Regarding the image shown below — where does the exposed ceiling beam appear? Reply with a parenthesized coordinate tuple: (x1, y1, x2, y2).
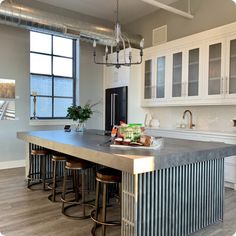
(141, 0, 194, 19)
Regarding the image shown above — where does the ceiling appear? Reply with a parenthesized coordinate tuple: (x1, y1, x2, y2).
(36, 0, 178, 24)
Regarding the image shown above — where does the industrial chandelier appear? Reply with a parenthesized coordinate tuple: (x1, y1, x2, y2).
(93, 0, 144, 69)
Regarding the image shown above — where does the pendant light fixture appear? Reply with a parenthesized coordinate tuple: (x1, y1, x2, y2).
(93, 0, 144, 69)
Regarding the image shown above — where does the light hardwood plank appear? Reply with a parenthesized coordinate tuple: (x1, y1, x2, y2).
(0, 168, 120, 236)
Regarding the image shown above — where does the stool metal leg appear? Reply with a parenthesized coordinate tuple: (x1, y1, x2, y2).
(102, 183, 107, 236)
(61, 167, 68, 214)
(82, 171, 86, 217)
(40, 156, 46, 190)
(74, 170, 80, 202)
(92, 180, 100, 233)
(52, 160, 57, 202)
(28, 155, 32, 188)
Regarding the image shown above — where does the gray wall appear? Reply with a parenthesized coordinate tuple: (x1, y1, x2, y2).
(79, 42, 104, 130)
(0, 24, 30, 162)
(125, 0, 236, 47)
(0, 24, 104, 165)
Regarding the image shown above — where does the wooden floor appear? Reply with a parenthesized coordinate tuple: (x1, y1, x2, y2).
(0, 168, 120, 236)
(0, 168, 236, 236)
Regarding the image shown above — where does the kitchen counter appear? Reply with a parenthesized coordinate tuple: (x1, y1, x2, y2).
(146, 127, 236, 144)
(17, 129, 236, 174)
(17, 129, 236, 236)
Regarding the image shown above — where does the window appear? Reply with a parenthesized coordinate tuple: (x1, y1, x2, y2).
(30, 32, 76, 118)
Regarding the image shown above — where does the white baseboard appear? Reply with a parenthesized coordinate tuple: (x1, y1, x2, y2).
(0, 160, 25, 170)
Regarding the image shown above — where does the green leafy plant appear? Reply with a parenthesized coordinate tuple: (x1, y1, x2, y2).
(66, 103, 97, 123)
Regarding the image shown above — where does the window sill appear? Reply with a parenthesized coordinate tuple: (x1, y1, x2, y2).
(29, 119, 72, 126)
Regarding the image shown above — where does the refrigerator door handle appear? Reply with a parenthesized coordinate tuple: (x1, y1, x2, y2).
(113, 94, 118, 126)
(110, 94, 113, 126)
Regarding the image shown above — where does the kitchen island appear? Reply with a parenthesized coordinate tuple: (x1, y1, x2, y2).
(17, 130, 236, 236)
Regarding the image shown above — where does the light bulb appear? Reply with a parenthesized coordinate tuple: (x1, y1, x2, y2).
(0, 0, 5, 4)
(93, 40, 96, 48)
(232, 0, 236, 4)
(140, 38, 144, 49)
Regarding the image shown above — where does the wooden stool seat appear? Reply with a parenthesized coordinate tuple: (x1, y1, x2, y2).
(66, 157, 93, 170)
(96, 168, 121, 183)
(31, 149, 49, 156)
(52, 154, 67, 162)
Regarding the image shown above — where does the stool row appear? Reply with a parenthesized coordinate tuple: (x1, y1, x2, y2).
(28, 148, 122, 236)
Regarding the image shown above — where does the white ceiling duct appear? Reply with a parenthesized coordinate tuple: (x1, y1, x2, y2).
(0, 1, 142, 47)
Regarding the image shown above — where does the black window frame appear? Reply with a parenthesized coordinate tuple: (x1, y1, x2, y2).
(30, 31, 76, 119)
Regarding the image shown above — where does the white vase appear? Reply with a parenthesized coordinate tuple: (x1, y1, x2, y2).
(75, 122, 86, 132)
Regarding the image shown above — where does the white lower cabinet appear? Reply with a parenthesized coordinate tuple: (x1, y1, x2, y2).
(225, 156, 236, 190)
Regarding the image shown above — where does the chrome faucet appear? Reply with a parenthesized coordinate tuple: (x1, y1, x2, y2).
(182, 110, 195, 129)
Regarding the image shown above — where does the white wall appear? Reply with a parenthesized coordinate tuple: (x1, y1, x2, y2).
(148, 106, 236, 132)
(79, 41, 104, 130)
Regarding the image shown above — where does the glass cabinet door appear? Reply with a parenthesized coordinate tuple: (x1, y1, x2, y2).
(172, 52, 183, 97)
(188, 48, 199, 96)
(208, 43, 222, 95)
(156, 56, 165, 98)
(229, 39, 236, 94)
(144, 59, 153, 99)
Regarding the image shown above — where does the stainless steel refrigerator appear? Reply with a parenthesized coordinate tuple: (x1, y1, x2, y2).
(105, 86, 128, 132)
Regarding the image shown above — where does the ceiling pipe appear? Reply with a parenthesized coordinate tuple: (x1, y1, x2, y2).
(0, 1, 142, 47)
(141, 0, 194, 19)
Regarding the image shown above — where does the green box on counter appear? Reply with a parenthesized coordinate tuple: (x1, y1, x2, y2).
(118, 123, 143, 142)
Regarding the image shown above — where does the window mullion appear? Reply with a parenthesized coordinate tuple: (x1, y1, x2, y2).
(73, 39, 76, 106)
(51, 35, 54, 118)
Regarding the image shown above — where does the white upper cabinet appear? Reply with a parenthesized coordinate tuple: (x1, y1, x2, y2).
(225, 35, 236, 98)
(171, 51, 183, 98)
(142, 22, 236, 107)
(204, 35, 236, 101)
(156, 56, 166, 99)
(103, 52, 130, 89)
(142, 51, 169, 106)
(187, 47, 201, 97)
(169, 46, 201, 101)
(144, 59, 154, 99)
(204, 39, 225, 99)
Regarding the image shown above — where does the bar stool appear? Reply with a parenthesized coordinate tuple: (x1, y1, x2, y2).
(48, 153, 67, 202)
(28, 148, 50, 190)
(61, 157, 94, 219)
(91, 168, 121, 236)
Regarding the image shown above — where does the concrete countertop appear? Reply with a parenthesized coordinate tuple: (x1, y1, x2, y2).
(17, 129, 236, 174)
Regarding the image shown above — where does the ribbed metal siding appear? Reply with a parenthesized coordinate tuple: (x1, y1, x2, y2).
(137, 159, 224, 236)
(29, 144, 97, 191)
(29, 143, 54, 180)
(122, 172, 136, 236)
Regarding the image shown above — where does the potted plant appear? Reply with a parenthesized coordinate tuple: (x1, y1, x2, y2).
(66, 102, 96, 132)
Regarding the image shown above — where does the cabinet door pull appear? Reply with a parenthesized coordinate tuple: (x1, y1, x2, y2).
(110, 94, 113, 126)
